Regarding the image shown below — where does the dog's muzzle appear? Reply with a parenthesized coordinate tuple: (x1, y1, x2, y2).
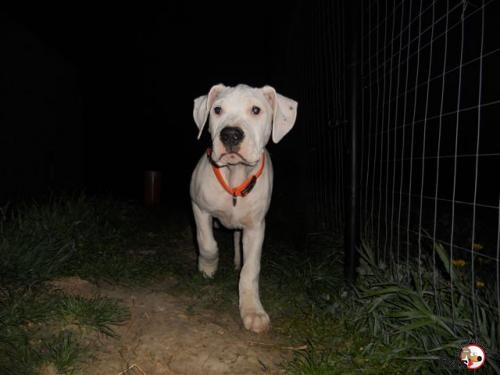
(220, 126, 244, 151)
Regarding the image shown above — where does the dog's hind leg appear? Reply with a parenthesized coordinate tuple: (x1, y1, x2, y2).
(192, 202, 218, 278)
(234, 230, 242, 270)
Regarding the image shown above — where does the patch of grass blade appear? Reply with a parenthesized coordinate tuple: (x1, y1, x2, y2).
(353, 242, 499, 373)
(57, 295, 130, 337)
(0, 288, 129, 374)
(40, 331, 83, 374)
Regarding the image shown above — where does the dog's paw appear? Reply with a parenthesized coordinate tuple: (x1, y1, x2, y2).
(198, 257, 218, 278)
(241, 310, 270, 333)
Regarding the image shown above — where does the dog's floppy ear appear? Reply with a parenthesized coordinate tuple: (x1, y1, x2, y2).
(193, 83, 226, 139)
(261, 86, 298, 143)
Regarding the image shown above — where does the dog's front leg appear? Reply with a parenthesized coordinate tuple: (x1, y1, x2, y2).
(192, 202, 218, 278)
(239, 221, 270, 333)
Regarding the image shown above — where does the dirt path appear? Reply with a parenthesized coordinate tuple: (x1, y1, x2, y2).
(53, 277, 289, 375)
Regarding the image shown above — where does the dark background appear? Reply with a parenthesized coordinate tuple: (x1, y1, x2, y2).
(2, 2, 498, 255)
(0, 2, 304, 211)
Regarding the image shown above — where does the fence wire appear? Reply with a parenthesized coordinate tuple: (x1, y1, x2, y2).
(292, 0, 500, 335)
(360, 0, 500, 331)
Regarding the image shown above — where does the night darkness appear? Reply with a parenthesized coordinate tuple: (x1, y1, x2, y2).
(1, 2, 302, 206)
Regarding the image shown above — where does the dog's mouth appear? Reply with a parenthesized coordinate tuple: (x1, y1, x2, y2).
(215, 152, 258, 167)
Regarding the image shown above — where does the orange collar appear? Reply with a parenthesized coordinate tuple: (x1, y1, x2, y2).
(207, 149, 266, 206)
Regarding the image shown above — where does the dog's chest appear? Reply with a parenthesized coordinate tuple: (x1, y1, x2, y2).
(191, 151, 273, 229)
(209, 162, 269, 227)
(211, 196, 258, 229)
(199, 173, 268, 229)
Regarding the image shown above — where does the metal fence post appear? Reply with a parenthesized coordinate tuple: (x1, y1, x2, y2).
(344, 0, 361, 284)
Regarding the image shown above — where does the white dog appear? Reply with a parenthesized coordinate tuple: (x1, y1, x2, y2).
(190, 84, 298, 333)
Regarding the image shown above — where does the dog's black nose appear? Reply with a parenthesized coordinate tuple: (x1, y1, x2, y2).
(220, 127, 244, 147)
(477, 356, 482, 361)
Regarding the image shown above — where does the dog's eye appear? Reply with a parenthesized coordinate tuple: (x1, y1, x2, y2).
(251, 106, 261, 115)
(214, 106, 222, 115)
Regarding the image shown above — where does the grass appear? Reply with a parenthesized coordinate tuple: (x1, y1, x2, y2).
(0, 194, 498, 373)
(0, 195, 131, 374)
(0, 288, 129, 374)
(56, 295, 130, 337)
(354, 244, 497, 373)
(278, 239, 500, 374)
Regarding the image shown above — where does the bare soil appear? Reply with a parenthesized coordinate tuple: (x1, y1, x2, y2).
(51, 277, 290, 375)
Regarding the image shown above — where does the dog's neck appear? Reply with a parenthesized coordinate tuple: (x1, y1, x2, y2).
(223, 156, 263, 188)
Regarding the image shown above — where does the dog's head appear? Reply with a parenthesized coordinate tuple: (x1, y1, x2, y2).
(193, 84, 298, 166)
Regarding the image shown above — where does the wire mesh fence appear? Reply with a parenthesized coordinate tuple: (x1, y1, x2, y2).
(360, 0, 500, 330)
(291, 0, 500, 336)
